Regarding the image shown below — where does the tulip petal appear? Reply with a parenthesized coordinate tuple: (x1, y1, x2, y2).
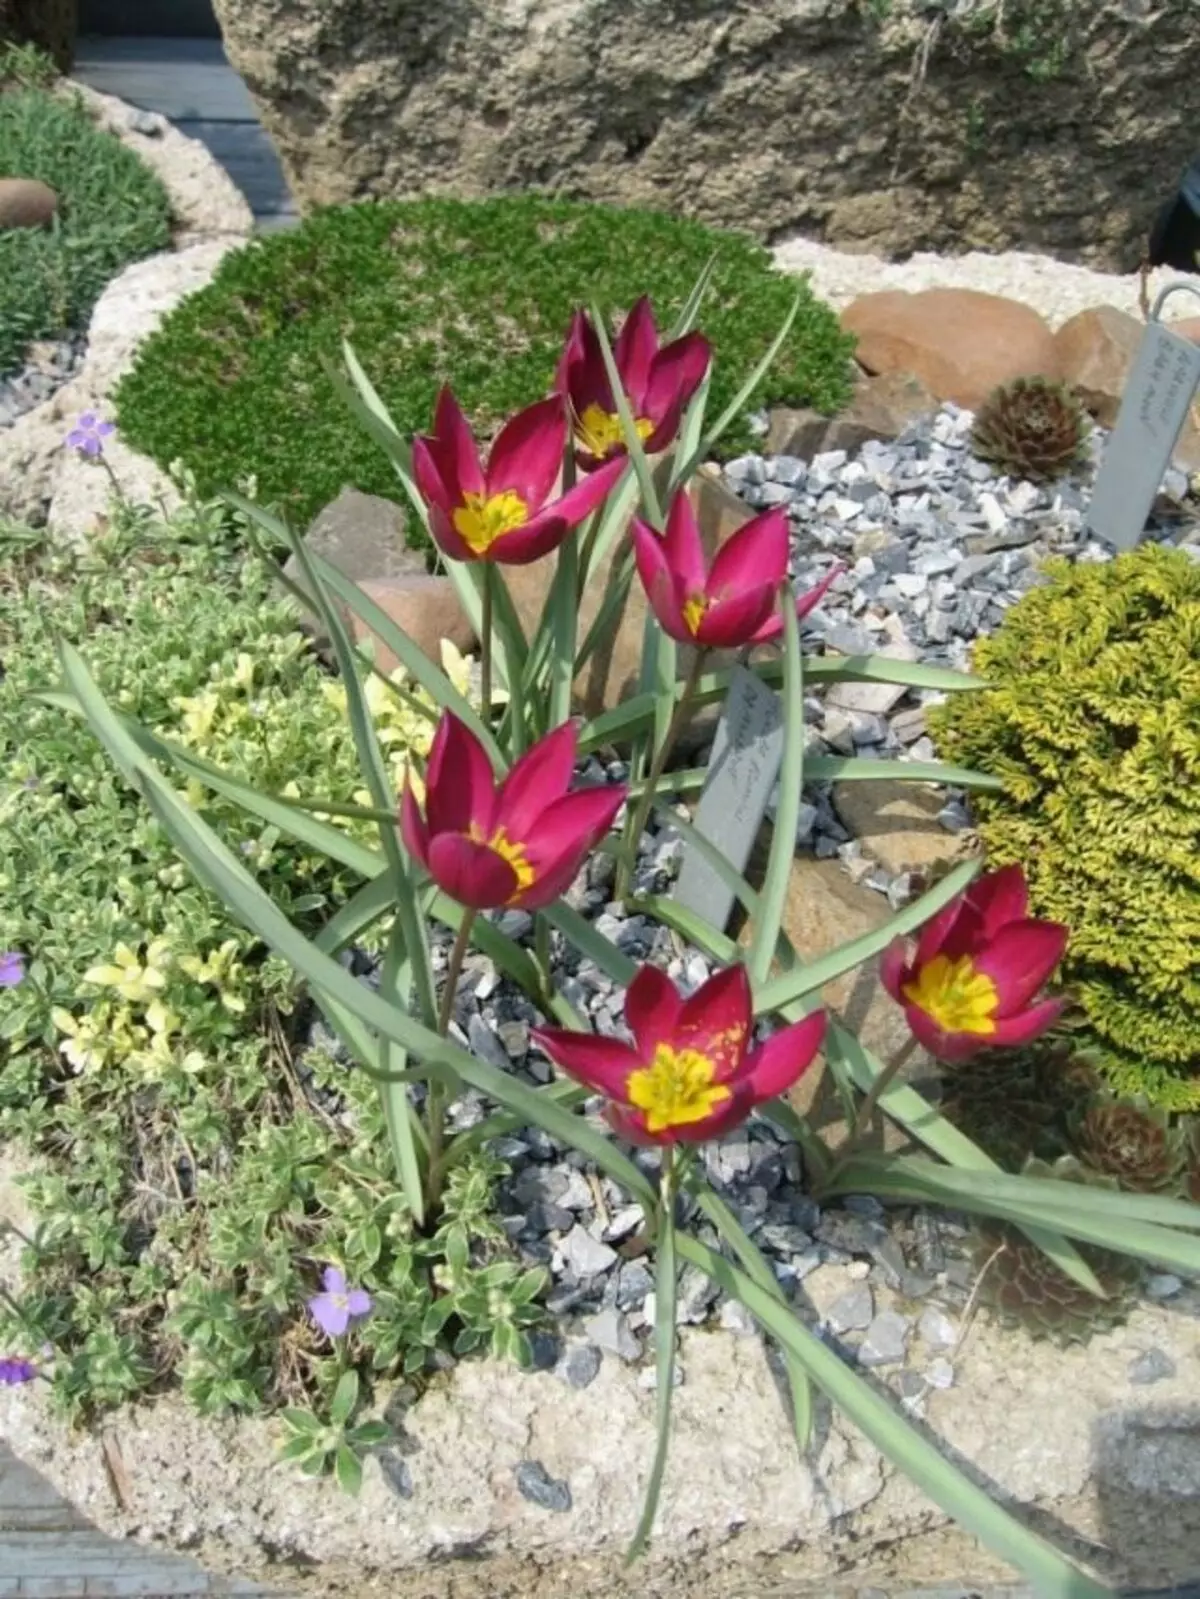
(430, 387, 485, 498)
(552, 453, 627, 526)
(642, 333, 711, 433)
(614, 295, 659, 409)
(677, 964, 752, 1081)
(914, 897, 969, 969)
(743, 1010, 826, 1102)
(975, 920, 1069, 1016)
(902, 1002, 987, 1064)
(605, 1103, 665, 1146)
(425, 714, 496, 839)
(487, 510, 572, 566)
(989, 997, 1068, 1048)
(515, 786, 627, 907)
(554, 310, 589, 396)
(968, 863, 1030, 939)
(695, 585, 780, 649)
(561, 313, 612, 415)
(879, 938, 911, 1002)
(426, 831, 518, 910)
(426, 503, 479, 565)
(411, 436, 454, 514)
(624, 964, 684, 1058)
(530, 1026, 641, 1099)
(486, 395, 567, 511)
(632, 517, 690, 642)
(661, 489, 707, 597)
(497, 721, 579, 838)
(706, 508, 789, 600)
(398, 780, 431, 869)
(793, 563, 844, 623)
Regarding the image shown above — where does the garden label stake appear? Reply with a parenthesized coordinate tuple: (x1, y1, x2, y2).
(1087, 282, 1200, 550)
(674, 664, 784, 932)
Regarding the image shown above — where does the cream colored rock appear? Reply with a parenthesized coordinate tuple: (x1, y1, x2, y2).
(213, 0, 1197, 271)
(832, 779, 969, 878)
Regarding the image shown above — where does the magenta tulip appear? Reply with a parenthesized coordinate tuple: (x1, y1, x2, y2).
(555, 297, 711, 471)
(400, 714, 626, 911)
(632, 490, 841, 649)
(533, 963, 825, 1146)
(412, 387, 624, 565)
(881, 864, 1068, 1063)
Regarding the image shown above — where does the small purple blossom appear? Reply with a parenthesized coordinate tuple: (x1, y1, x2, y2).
(0, 1358, 37, 1386)
(0, 953, 23, 989)
(307, 1267, 372, 1338)
(65, 412, 116, 458)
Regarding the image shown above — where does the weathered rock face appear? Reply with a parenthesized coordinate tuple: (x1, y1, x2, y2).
(0, 0, 76, 71)
(213, 0, 1199, 270)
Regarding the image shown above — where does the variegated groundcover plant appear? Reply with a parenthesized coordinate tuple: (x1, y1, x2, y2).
(55, 277, 1200, 1596)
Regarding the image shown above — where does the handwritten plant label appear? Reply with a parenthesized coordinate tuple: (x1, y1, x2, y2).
(673, 665, 785, 933)
(1087, 320, 1200, 550)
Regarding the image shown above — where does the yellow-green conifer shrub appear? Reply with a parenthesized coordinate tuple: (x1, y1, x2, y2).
(930, 543, 1200, 1110)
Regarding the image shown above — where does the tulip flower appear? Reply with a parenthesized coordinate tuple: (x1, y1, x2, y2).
(400, 713, 626, 911)
(881, 864, 1068, 1063)
(632, 490, 841, 649)
(412, 387, 624, 565)
(533, 964, 825, 1145)
(556, 297, 710, 471)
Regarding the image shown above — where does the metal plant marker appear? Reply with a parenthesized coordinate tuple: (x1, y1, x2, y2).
(1087, 283, 1200, 551)
(673, 664, 785, 932)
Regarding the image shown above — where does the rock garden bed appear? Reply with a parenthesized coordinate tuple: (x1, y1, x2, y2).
(1, 169, 1200, 1597)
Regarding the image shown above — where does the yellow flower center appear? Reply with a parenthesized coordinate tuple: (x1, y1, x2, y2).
(469, 823, 536, 897)
(681, 592, 709, 636)
(627, 1042, 732, 1134)
(452, 489, 528, 555)
(902, 954, 999, 1036)
(575, 403, 654, 459)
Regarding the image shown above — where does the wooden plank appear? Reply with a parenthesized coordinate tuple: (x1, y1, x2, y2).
(73, 37, 256, 121)
(173, 120, 294, 218)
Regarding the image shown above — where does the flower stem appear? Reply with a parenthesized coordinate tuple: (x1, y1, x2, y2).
(480, 563, 494, 734)
(618, 650, 706, 903)
(426, 912, 477, 1207)
(830, 1035, 918, 1175)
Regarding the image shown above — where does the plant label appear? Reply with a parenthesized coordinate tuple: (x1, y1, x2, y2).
(673, 665, 784, 933)
(1086, 320, 1200, 550)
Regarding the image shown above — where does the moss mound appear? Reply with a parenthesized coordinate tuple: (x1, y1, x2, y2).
(114, 195, 855, 544)
(931, 544, 1200, 1110)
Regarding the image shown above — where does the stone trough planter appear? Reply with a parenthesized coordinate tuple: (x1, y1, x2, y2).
(0, 79, 253, 533)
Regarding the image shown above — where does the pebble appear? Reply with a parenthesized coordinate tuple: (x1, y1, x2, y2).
(858, 1311, 912, 1367)
(558, 1342, 603, 1390)
(1128, 1347, 1176, 1385)
(1145, 1273, 1184, 1300)
(917, 1306, 958, 1352)
(584, 1307, 641, 1363)
(559, 1225, 617, 1278)
(0, 336, 84, 426)
(515, 1460, 573, 1513)
(925, 1356, 955, 1390)
(827, 1283, 874, 1333)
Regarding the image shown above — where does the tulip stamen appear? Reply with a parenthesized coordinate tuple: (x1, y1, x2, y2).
(681, 592, 709, 636)
(903, 954, 999, 1036)
(452, 489, 528, 555)
(627, 1042, 731, 1134)
(575, 403, 654, 460)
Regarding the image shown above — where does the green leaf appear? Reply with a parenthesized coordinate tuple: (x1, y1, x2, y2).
(667, 252, 718, 338)
(544, 900, 637, 988)
(632, 895, 740, 966)
(805, 755, 1004, 792)
(315, 870, 395, 956)
(548, 525, 580, 730)
(822, 1024, 1103, 1297)
(349, 1421, 391, 1447)
(329, 1369, 359, 1427)
(628, 1178, 677, 1562)
(378, 918, 428, 1227)
(678, 291, 801, 477)
(675, 1236, 1111, 1599)
(277, 1433, 323, 1465)
(326, 344, 427, 526)
(650, 800, 760, 918)
(692, 1181, 812, 1450)
(279, 1408, 322, 1437)
(754, 857, 982, 1016)
(749, 596, 803, 988)
(590, 299, 664, 529)
(334, 1444, 364, 1496)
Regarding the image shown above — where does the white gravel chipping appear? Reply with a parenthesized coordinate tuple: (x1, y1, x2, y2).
(771, 234, 1200, 331)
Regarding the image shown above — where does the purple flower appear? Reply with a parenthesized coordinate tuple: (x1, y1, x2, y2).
(0, 1358, 37, 1385)
(0, 953, 23, 989)
(65, 413, 116, 458)
(307, 1267, 372, 1338)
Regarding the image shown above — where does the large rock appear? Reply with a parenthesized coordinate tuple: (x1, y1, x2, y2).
(211, 0, 1198, 269)
(841, 289, 1061, 411)
(766, 370, 937, 458)
(503, 469, 756, 744)
(0, 178, 57, 230)
(1055, 303, 1200, 469)
(831, 779, 969, 878)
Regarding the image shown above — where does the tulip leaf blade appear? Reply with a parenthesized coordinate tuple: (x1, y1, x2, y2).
(674, 1235, 1111, 1599)
(650, 800, 762, 918)
(805, 755, 1005, 792)
(668, 251, 719, 339)
(326, 343, 428, 528)
(823, 1023, 1104, 1296)
(589, 298, 664, 529)
(378, 916, 429, 1228)
(691, 1180, 813, 1451)
(748, 594, 804, 988)
(315, 869, 397, 957)
(543, 900, 638, 988)
(627, 1173, 678, 1563)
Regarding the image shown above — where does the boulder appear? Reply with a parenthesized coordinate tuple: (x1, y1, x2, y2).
(0, 178, 57, 230)
(1055, 303, 1200, 469)
(285, 488, 474, 667)
(831, 779, 969, 878)
(841, 289, 1061, 411)
(211, 0, 1199, 271)
(766, 370, 937, 457)
(503, 469, 756, 745)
